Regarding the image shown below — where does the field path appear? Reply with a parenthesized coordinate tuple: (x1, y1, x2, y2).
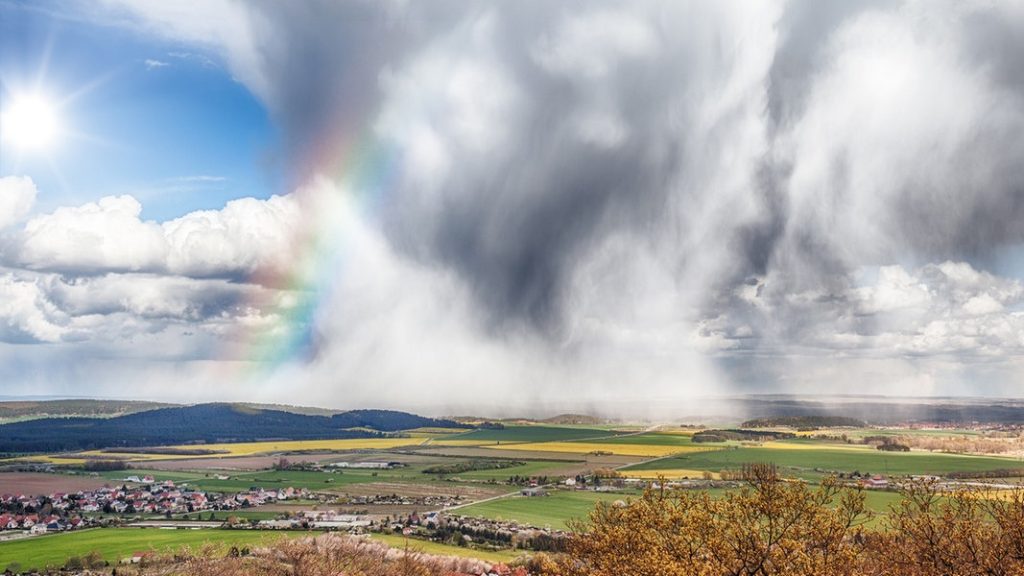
(442, 425, 663, 513)
(441, 487, 524, 512)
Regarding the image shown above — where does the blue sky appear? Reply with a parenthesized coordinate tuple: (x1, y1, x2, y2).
(0, 1, 279, 221)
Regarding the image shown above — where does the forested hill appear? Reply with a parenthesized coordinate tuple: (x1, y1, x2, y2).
(331, 409, 465, 431)
(0, 403, 466, 453)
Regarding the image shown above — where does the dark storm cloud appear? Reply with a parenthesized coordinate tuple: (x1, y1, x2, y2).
(765, 0, 890, 128)
(99, 0, 1024, 402)
(225, 0, 1024, 349)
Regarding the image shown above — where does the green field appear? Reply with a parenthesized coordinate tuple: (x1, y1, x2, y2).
(623, 445, 1021, 477)
(572, 433, 697, 446)
(0, 528, 311, 572)
(447, 426, 618, 443)
(457, 490, 636, 530)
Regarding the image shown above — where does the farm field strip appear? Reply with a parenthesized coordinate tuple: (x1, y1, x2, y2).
(93, 467, 438, 491)
(487, 441, 719, 458)
(28, 438, 433, 464)
(754, 440, 885, 452)
(620, 468, 721, 480)
(570, 433, 702, 446)
(425, 439, 500, 447)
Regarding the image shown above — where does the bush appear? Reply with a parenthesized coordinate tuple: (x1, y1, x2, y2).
(548, 475, 1024, 576)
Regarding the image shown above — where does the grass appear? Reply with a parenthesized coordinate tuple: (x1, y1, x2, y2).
(622, 445, 1022, 477)
(370, 533, 521, 563)
(0, 528, 310, 572)
(457, 490, 635, 530)
(571, 433, 699, 446)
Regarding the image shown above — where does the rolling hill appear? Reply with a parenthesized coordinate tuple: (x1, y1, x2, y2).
(0, 399, 176, 423)
(0, 403, 467, 453)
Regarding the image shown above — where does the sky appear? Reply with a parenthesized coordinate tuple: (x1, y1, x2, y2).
(1, 0, 1024, 416)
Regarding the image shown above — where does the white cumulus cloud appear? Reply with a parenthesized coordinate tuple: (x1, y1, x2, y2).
(13, 194, 299, 279)
(0, 176, 38, 230)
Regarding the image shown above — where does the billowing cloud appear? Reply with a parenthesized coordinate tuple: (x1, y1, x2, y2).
(0, 176, 37, 230)
(14, 194, 299, 279)
(0, 271, 68, 343)
(18, 195, 167, 273)
(163, 195, 300, 277)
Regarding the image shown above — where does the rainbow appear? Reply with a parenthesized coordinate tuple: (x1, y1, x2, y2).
(222, 120, 405, 379)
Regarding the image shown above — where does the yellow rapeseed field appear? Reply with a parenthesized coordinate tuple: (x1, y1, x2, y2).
(172, 437, 427, 456)
(5, 455, 91, 465)
(24, 437, 430, 463)
(427, 439, 499, 447)
(487, 442, 716, 458)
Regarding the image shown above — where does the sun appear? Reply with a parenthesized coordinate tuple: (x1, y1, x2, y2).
(1, 93, 60, 152)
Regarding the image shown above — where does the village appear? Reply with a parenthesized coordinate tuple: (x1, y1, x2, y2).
(0, 478, 309, 537)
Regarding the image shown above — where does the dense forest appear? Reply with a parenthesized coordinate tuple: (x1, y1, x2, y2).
(741, 415, 867, 428)
(0, 404, 466, 453)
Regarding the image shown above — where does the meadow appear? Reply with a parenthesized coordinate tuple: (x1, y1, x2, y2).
(455, 490, 638, 530)
(0, 528, 310, 572)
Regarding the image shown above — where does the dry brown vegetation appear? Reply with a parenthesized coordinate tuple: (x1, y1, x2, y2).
(127, 534, 511, 576)
(550, 474, 1024, 576)
(887, 434, 1020, 455)
(0, 473, 108, 494)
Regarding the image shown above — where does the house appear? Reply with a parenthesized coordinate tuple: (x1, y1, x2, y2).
(863, 475, 889, 489)
(563, 478, 577, 487)
(121, 551, 155, 565)
(521, 487, 547, 497)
